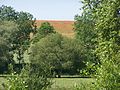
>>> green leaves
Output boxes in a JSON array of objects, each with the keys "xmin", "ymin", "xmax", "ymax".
[
  {"xmin": 0, "ymin": 5, "xmax": 17, "ymax": 21},
  {"xmin": 0, "ymin": 21, "xmax": 19, "ymax": 73},
  {"xmin": 92, "ymin": 0, "xmax": 120, "ymax": 89},
  {"xmin": 29, "ymin": 33, "xmax": 84, "ymax": 75},
  {"xmin": 78, "ymin": 0, "xmax": 120, "ymax": 89},
  {"xmin": 38, "ymin": 22, "xmax": 55, "ymax": 35}
]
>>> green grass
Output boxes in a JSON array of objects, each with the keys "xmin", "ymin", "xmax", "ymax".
[
  {"xmin": 48, "ymin": 78, "xmax": 94, "ymax": 90},
  {"xmin": 0, "ymin": 77, "xmax": 94, "ymax": 90}
]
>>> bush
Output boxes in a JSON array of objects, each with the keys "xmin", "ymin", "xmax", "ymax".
[{"xmin": 5, "ymin": 64, "xmax": 52, "ymax": 90}]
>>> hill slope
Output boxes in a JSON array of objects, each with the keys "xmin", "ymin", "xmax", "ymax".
[{"xmin": 36, "ymin": 20, "xmax": 75, "ymax": 37}]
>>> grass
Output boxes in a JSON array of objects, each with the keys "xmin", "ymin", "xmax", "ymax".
[
  {"xmin": 47, "ymin": 78, "xmax": 94, "ymax": 90},
  {"xmin": 0, "ymin": 77, "xmax": 94, "ymax": 90}
]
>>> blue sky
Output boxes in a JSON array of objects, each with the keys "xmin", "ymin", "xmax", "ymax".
[{"xmin": 0, "ymin": 0, "xmax": 83, "ymax": 20}]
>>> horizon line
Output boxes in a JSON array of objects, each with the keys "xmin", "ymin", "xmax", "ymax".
[{"xmin": 36, "ymin": 19, "xmax": 74, "ymax": 22}]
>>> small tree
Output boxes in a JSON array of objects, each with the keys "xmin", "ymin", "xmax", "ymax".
[
  {"xmin": 32, "ymin": 22, "xmax": 55, "ymax": 43},
  {"xmin": 38, "ymin": 22, "xmax": 55, "ymax": 34}
]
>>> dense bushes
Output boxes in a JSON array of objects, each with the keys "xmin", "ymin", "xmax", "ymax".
[{"xmin": 5, "ymin": 64, "xmax": 52, "ymax": 90}]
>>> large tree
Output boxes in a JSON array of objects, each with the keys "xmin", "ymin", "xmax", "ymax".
[
  {"xmin": 0, "ymin": 21, "xmax": 19, "ymax": 73},
  {"xmin": 74, "ymin": 2, "xmax": 97, "ymax": 75},
  {"xmin": 93, "ymin": 0, "xmax": 120, "ymax": 89},
  {"xmin": 80, "ymin": 0, "xmax": 120, "ymax": 89},
  {"xmin": 29, "ymin": 33, "xmax": 85, "ymax": 76},
  {"xmin": 0, "ymin": 5, "xmax": 36, "ymax": 69}
]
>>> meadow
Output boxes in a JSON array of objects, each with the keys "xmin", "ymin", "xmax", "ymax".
[
  {"xmin": 0, "ymin": 77, "xmax": 94, "ymax": 90},
  {"xmin": 48, "ymin": 78, "xmax": 94, "ymax": 90}
]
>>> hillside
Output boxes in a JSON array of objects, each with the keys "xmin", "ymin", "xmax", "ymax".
[{"xmin": 36, "ymin": 20, "xmax": 75, "ymax": 37}]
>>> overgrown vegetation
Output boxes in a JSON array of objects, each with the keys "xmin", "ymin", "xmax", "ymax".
[
  {"xmin": 0, "ymin": 0, "xmax": 120, "ymax": 89},
  {"xmin": 75, "ymin": 0, "xmax": 120, "ymax": 89}
]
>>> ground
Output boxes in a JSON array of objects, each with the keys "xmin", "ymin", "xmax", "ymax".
[
  {"xmin": 0, "ymin": 77, "xmax": 94, "ymax": 90},
  {"xmin": 48, "ymin": 78, "xmax": 94, "ymax": 90}
]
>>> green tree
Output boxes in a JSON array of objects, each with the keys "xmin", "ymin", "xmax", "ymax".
[
  {"xmin": 0, "ymin": 21, "xmax": 19, "ymax": 73},
  {"xmin": 38, "ymin": 22, "xmax": 55, "ymax": 34},
  {"xmin": 0, "ymin": 5, "xmax": 17, "ymax": 21},
  {"xmin": 29, "ymin": 33, "xmax": 85, "ymax": 76},
  {"xmin": 32, "ymin": 22, "xmax": 55, "ymax": 43},
  {"xmin": 74, "ymin": 6, "xmax": 97, "ymax": 76},
  {"xmin": 0, "ymin": 5, "xmax": 36, "ymax": 71},
  {"xmin": 0, "ymin": 37, "xmax": 9, "ymax": 73},
  {"xmin": 80, "ymin": 0, "xmax": 120, "ymax": 89},
  {"xmin": 94, "ymin": 0, "xmax": 120, "ymax": 89}
]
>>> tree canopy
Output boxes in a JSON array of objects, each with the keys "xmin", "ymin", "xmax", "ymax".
[
  {"xmin": 29, "ymin": 33, "xmax": 85, "ymax": 76},
  {"xmin": 78, "ymin": 0, "xmax": 120, "ymax": 89},
  {"xmin": 0, "ymin": 21, "xmax": 19, "ymax": 73}
]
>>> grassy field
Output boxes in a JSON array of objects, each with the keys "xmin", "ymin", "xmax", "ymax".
[
  {"xmin": 0, "ymin": 77, "xmax": 94, "ymax": 90},
  {"xmin": 48, "ymin": 78, "xmax": 94, "ymax": 90}
]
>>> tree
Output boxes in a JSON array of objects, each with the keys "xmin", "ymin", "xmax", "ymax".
[
  {"xmin": 74, "ymin": 15, "xmax": 96, "ymax": 61},
  {"xmin": 32, "ymin": 22, "xmax": 55, "ymax": 43},
  {"xmin": 38, "ymin": 22, "xmax": 55, "ymax": 34},
  {"xmin": 0, "ymin": 21, "xmax": 19, "ymax": 73},
  {"xmin": 29, "ymin": 33, "xmax": 85, "ymax": 77},
  {"xmin": 93, "ymin": 0, "xmax": 120, "ymax": 89},
  {"xmin": 80, "ymin": 0, "xmax": 120, "ymax": 89},
  {"xmin": 0, "ymin": 37, "xmax": 9, "ymax": 73},
  {"xmin": 0, "ymin": 5, "xmax": 17, "ymax": 21},
  {"xmin": 74, "ymin": 4, "xmax": 97, "ymax": 76},
  {"xmin": 0, "ymin": 5, "xmax": 36, "ymax": 71}
]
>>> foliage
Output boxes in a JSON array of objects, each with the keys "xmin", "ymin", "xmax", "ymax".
[
  {"xmin": 26, "ymin": 64, "xmax": 52, "ymax": 90},
  {"xmin": 80, "ymin": 0, "xmax": 120, "ymax": 89},
  {"xmin": 38, "ymin": 22, "xmax": 55, "ymax": 34},
  {"xmin": 74, "ymin": 6, "xmax": 97, "ymax": 76},
  {"xmin": 93, "ymin": 0, "xmax": 120, "ymax": 89},
  {"xmin": 5, "ymin": 64, "xmax": 51, "ymax": 90},
  {"xmin": 0, "ymin": 5, "xmax": 17, "ymax": 21},
  {"xmin": 4, "ymin": 64, "xmax": 28, "ymax": 90},
  {"xmin": 80, "ymin": 61, "xmax": 97, "ymax": 77},
  {"xmin": 0, "ymin": 21, "xmax": 19, "ymax": 73},
  {"xmin": 32, "ymin": 22, "xmax": 55, "ymax": 43},
  {"xmin": 29, "ymin": 33, "xmax": 85, "ymax": 76},
  {"xmin": 0, "ymin": 37, "xmax": 9, "ymax": 73},
  {"xmin": 0, "ymin": 5, "xmax": 36, "ymax": 69},
  {"xmin": 77, "ymin": 0, "xmax": 120, "ymax": 89}
]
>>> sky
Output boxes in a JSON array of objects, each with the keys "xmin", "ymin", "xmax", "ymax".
[{"xmin": 0, "ymin": 0, "xmax": 83, "ymax": 20}]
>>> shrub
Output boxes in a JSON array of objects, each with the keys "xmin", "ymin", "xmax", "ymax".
[{"xmin": 5, "ymin": 64, "xmax": 52, "ymax": 90}]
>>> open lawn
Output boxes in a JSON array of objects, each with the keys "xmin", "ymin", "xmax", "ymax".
[
  {"xmin": 48, "ymin": 78, "xmax": 95, "ymax": 90},
  {"xmin": 0, "ymin": 77, "xmax": 94, "ymax": 90}
]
